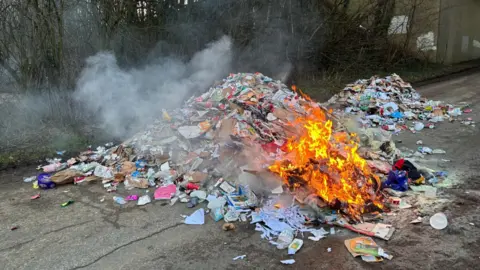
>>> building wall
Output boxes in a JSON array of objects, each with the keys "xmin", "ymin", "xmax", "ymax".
[
  {"xmin": 342, "ymin": 0, "xmax": 480, "ymax": 64},
  {"xmin": 389, "ymin": 0, "xmax": 441, "ymax": 62},
  {"xmin": 437, "ymin": 0, "xmax": 480, "ymax": 64}
]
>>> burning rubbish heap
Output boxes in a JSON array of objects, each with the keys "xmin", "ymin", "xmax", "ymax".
[
  {"xmin": 106, "ymin": 72, "xmax": 384, "ymax": 220},
  {"xmin": 268, "ymin": 104, "xmax": 383, "ymax": 220},
  {"xmin": 28, "ymin": 72, "xmax": 456, "ymax": 264}
]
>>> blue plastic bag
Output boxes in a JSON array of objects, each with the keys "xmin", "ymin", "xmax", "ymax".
[
  {"xmin": 382, "ymin": 170, "xmax": 408, "ymax": 192},
  {"xmin": 37, "ymin": 173, "xmax": 55, "ymax": 189}
]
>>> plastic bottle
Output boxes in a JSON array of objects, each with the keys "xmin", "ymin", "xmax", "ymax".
[{"xmin": 276, "ymin": 229, "xmax": 294, "ymax": 249}]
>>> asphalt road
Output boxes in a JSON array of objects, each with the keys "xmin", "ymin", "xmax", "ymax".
[{"xmin": 1, "ymin": 73, "xmax": 480, "ymax": 270}]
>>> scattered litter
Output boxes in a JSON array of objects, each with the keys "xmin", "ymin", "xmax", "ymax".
[
  {"xmin": 224, "ymin": 207, "xmax": 240, "ymax": 222},
  {"xmin": 410, "ymin": 217, "xmax": 423, "ymax": 224},
  {"xmin": 432, "ymin": 149, "xmax": 446, "ymax": 154},
  {"xmin": 288, "ymin": 239, "xmax": 303, "ymax": 255},
  {"xmin": 94, "ymin": 165, "xmax": 114, "ymax": 179},
  {"xmin": 113, "ymin": 196, "xmax": 127, "ymax": 205},
  {"xmin": 276, "ymin": 229, "xmax": 295, "ymax": 249},
  {"xmin": 430, "ymin": 213, "xmax": 448, "ymax": 230},
  {"xmin": 184, "ymin": 208, "xmax": 205, "ymax": 225},
  {"xmin": 338, "ymin": 222, "xmax": 395, "ymax": 241},
  {"xmin": 37, "ymin": 174, "xmax": 55, "ymax": 189},
  {"xmin": 21, "ymin": 72, "xmax": 466, "ymax": 265},
  {"xmin": 308, "ymin": 228, "xmax": 329, "ymax": 241},
  {"xmin": 222, "ymin": 223, "xmax": 236, "ymax": 231},
  {"xmin": 383, "ymin": 170, "xmax": 408, "ymax": 192},
  {"xmin": 418, "ymin": 146, "xmax": 432, "ymax": 154},
  {"xmin": 137, "ymin": 195, "xmax": 151, "ymax": 206},
  {"xmin": 233, "ymin": 255, "xmax": 246, "ymax": 261},
  {"xmin": 30, "ymin": 194, "xmax": 40, "ymax": 200},
  {"xmin": 154, "ymin": 184, "xmax": 176, "ymax": 200},
  {"xmin": 207, "ymin": 197, "xmax": 226, "ymax": 210},
  {"xmin": 10, "ymin": 226, "xmax": 18, "ymax": 231},
  {"xmin": 345, "ymin": 237, "xmax": 393, "ymax": 262},
  {"xmin": 191, "ymin": 190, "xmax": 207, "ymax": 201},
  {"xmin": 60, "ymin": 200, "xmax": 74, "ymax": 207},
  {"xmin": 51, "ymin": 169, "xmax": 83, "ymax": 185},
  {"xmin": 186, "ymin": 197, "xmax": 199, "ymax": 208},
  {"xmin": 414, "ymin": 122, "xmax": 425, "ymax": 131},
  {"xmin": 327, "ymin": 247, "xmax": 332, "ymax": 253},
  {"xmin": 125, "ymin": 195, "xmax": 139, "ymax": 201},
  {"xmin": 280, "ymin": 259, "xmax": 295, "ymax": 265},
  {"xmin": 23, "ymin": 176, "xmax": 36, "ymax": 183}
]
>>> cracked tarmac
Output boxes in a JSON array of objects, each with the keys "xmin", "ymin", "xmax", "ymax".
[{"xmin": 1, "ymin": 73, "xmax": 480, "ymax": 269}]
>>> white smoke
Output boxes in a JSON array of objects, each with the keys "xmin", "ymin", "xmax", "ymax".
[{"xmin": 74, "ymin": 36, "xmax": 232, "ymax": 138}]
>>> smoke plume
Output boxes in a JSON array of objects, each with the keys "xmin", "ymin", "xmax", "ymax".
[{"xmin": 74, "ymin": 36, "xmax": 232, "ymax": 138}]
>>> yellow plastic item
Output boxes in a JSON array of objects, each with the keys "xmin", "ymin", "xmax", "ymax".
[{"xmin": 162, "ymin": 109, "xmax": 171, "ymax": 122}]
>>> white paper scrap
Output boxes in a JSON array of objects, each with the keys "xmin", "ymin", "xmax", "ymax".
[
  {"xmin": 280, "ymin": 259, "xmax": 295, "ymax": 265},
  {"xmin": 184, "ymin": 208, "xmax": 205, "ymax": 225},
  {"xmin": 233, "ymin": 255, "xmax": 246, "ymax": 261}
]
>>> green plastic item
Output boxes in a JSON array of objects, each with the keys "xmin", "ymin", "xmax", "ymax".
[{"xmin": 61, "ymin": 200, "xmax": 74, "ymax": 207}]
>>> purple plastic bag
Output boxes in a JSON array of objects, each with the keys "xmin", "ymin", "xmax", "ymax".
[
  {"xmin": 382, "ymin": 170, "xmax": 408, "ymax": 192},
  {"xmin": 37, "ymin": 173, "xmax": 56, "ymax": 189}
]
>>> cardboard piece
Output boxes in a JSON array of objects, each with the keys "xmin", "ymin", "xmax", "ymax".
[
  {"xmin": 84, "ymin": 175, "xmax": 101, "ymax": 182},
  {"xmin": 50, "ymin": 169, "xmax": 83, "ymax": 185},
  {"xmin": 216, "ymin": 118, "xmax": 237, "ymax": 140},
  {"xmin": 336, "ymin": 221, "xmax": 395, "ymax": 241},
  {"xmin": 272, "ymin": 108, "xmax": 295, "ymax": 121},
  {"xmin": 125, "ymin": 175, "xmax": 149, "ymax": 189},
  {"xmin": 121, "ymin": 161, "xmax": 136, "ymax": 175},
  {"xmin": 184, "ymin": 171, "xmax": 208, "ymax": 183},
  {"xmin": 367, "ymin": 160, "xmax": 391, "ymax": 174},
  {"xmin": 344, "ymin": 237, "xmax": 392, "ymax": 262}
]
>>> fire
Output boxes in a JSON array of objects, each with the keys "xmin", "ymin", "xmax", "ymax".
[{"xmin": 269, "ymin": 91, "xmax": 383, "ymax": 219}]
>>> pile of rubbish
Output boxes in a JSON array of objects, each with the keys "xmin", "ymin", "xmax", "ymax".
[
  {"xmin": 26, "ymin": 73, "xmax": 453, "ymax": 264},
  {"xmin": 325, "ymin": 74, "xmax": 474, "ymax": 132}
]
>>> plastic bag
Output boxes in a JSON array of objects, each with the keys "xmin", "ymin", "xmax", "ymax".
[{"xmin": 382, "ymin": 170, "xmax": 408, "ymax": 192}]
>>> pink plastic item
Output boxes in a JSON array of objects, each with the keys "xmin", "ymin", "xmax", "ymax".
[
  {"xmin": 154, "ymin": 184, "xmax": 177, "ymax": 200},
  {"xmin": 125, "ymin": 195, "xmax": 139, "ymax": 201}
]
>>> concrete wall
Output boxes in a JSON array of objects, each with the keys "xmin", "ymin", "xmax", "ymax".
[
  {"xmin": 437, "ymin": 0, "xmax": 480, "ymax": 64},
  {"xmin": 388, "ymin": 0, "xmax": 480, "ymax": 64},
  {"xmin": 343, "ymin": 0, "xmax": 480, "ymax": 64},
  {"xmin": 388, "ymin": 0, "xmax": 441, "ymax": 62}
]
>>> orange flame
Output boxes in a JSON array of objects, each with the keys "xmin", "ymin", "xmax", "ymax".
[{"xmin": 269, "ymin": 90, "xmax": 382, "ymax": 219}]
